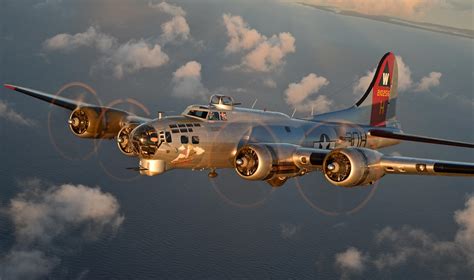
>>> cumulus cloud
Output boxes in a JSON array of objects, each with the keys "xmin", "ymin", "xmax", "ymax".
[
  {"xmin": 396, "ymin": 56, "xmax": 413, "ymax": 91},
  {"xmin": 335, "ymin": 247, "xmax": 367, "ymax": 279},
  {"xmin": 43, "ymin": 26, "xmax": 116, "ymax": 53},
  {"xmin": 148, "ymin": 1, "xmax": 186, "ymax": 16},
  {"xmin": 414, "ymin": 72, "xmax": 442, "ymax": 92},
  {"xmin": 334, "ymin": 195, "xmax": 474, "ymax": 278},
  {"xmin": 284, "ymin": 73, "xmax": 332, "ymax": 114},
  {"xmin": 353, "ymin": 56, "xmax": 441, "ymax": 94},
  {"xmin": 172, "ymin": 61, "xmax": 209, "ymax": 99},
  {"xmin": 106, "ymin": 40, "xmax": 169, "ymax": 79},
  {"xmin": 223, "ymin": 13, "xmax": 263, "ymax": 53},
  {"xmin": 44, "ymin": 27, "xmax": 169, "ymax": 79},
  {"xmin": 160, "ymin": 15, "xmax": 190, "ymax": 43},
  {"xmin": 148, "ymin": 2, "xmax": 191, "ymax": 44},
  {"xmin": 0, "ymin": 181, "xmax": 124, "ymax": 279},
  {"xmin": 223, "ymin": 14, "xmax": 296, "ymax": 72},
  {"xmin": 0, "ymin": 100, "xmax": 35, "ymax": 126}
]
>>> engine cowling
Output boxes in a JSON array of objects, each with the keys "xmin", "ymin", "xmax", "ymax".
[
  {"xmin": 234, "ymin": 144, "xmax": 322, "ymax": 182},
  {"xmin": 116, "ymin": 125, "xmax": 138, "ymax": 156},
  {"xmin": 235, "ymin": 145, "xmax": 274, "ymax": 180},
  {"xmin": 322, "ymin": 148, "xmax": 385, "ymax": 187},
  {"xmin": 68, "ymin": 106, "xmax": 126, "ymax": 139}
]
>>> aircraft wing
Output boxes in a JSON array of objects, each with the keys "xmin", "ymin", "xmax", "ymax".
[
  {"xmin": 4, "ymin": 84, "xmax": 95, "ymax": 110},
  {"xmin": 369, "ymin": 129, "xmax": 474, "ymax": 148},
  {"xmin": 4, "ymin": 84, "xmax": 151, "ymax": 139},
  {"xmin": 234, "ymin": 143, "xmax": 473, "ymax": 188}
]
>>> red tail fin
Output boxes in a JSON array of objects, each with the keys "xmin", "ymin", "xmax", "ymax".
[{"xmin": 356, "ymin": 52, "xmax": 398, "ymax": 127}]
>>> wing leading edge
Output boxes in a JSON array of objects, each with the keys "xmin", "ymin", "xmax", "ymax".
[{"xmin": 4, "ymin": 84, "xmax": 94, "ymax": 110}]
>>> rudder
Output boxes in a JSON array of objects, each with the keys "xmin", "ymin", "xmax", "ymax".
[{"xmin": 355, "ymin": 52, "xmax": 398, "ymax": 127}]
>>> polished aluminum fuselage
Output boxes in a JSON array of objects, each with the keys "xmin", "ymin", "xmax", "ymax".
[{"xmin": 142, "ymin": 106, "xmax": 401, "ymax": 172}]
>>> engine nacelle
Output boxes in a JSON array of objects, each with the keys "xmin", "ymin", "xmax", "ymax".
[
  {"xmin": 116, "ymin": 124, "xmax": 138, "ymax": 156},
  {"xmin": 68, "ymin": 106, "xmax": 126, "ymax": 139},
  {"xmin": 234, "ymin": 144, "xmax": 319, "ymax": 181},
  {"xmin": 322, "ymin": 148, "xmax": 385, "ymax": 187}
]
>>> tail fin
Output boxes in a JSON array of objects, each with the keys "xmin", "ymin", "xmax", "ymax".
[
  {"xmin": 355, "ymin": 52, "xmax": 398, "ymax": 127},
  {"xmin": 312, "ymin": 52, "xmax": 399, "ymax": 128}
]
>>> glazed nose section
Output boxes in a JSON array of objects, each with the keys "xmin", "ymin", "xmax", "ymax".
[{"xmin": 130, "ymin": 124, "xmax": 159, "ymax": 158}]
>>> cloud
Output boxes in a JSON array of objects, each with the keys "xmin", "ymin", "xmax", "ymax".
[
  {"xmin": 172, "ymin": 61, "xmax": 209, "ymax": 99},
  {"xmin": 454, "ymin": 195, "xmax": 474, "ymax": 267},
  {"xmin": 263, "ymin": 78, "xmax": 277, "ymax": 88},
  {"xmin": 148, "ymin": 1, "xmax": 186, "ymax": 16},
  {"xmin": 223, "ymin": 14, "xmax": 296, "ymax": 72},
  {"xmin": 44, "ymin": 27, "xmax": 169, "ymax": 79},
  {"xmin": 396, "ymin": 56, "xmax": 413, "ymax": 92},
  {"xmin": 148, "ymin": 2, "xmax": 191, "ymax": 44},
  {"xmin": 0, "ymin": 100, "xmax": 35, "ymax": 126},
  {"xmin": 353, "ymin": 56, "xmax": 442, "ymax": 94},
  {"xmin": 43, "ymin": 26, "xmax": 116, "ymax": 53},
  {"xmin": 0, "ymin": 181, "xmax": 124, "ymax": 279},
  {"xmin": 414, "ymin": 72, "xmax": 442, "ymax": 92},
  {"xmin": 335, "ymin": 247, "xmax": 367, "ymax": 279},
  {"xmin": 1, "ymin": 250, "xmax": 60, "ymax": 280},
  {"xmin": 334, "ymin": 195, "xmax": 474, "ymax": 278},
  {"xmin": 160, "ymin": 15, "xmax": 190, "ymax": 43},
  {"xmin": 284, "ymin": 73, "xmax": 332, "ymax": 114},
  {"xmin": 352, "ymin": 68, "xmax": 375, "ymax": 95},
  {"xmin": 106, "ymin": 40, "xmax": 169, "ymax": 79},
  {"xmin": 280, "ymin": 223, "xmax": 301, "ymax": 239},
  {"xmin": 223, "ymin": 14, "xmax": 263, "ymax": 53}
]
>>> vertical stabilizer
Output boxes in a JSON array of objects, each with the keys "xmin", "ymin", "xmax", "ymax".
[{"xmin": 312, "ymin": 52, "xmax": 399, "ymax": 128}]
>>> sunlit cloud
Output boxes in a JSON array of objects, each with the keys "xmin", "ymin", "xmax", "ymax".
[
  {"xmin": 172, "ymin": 61, "xmax": 209, "ymax": 100},
  {"xmin": 223, "ymin": 14, "xmax": 296, "ymax": 72},
  {"xmin": 44, "ymin": 27, "xmax": 169, "ymax": 79},
  {"xmin": 148, "ymin": 1, "xmax": 186, "ymax": 16},
  {"xmin": 414, "ymin": 72, "xmax": 442, "ymax": 92},
  {"xmin": 106, "ymin": 40, "xmax": 169, "ymax": 79},
  {"xmin": 43, "ymin": 26, "xmax": 116, "ymax": 53},
  {"xmin": 0, "ymin": 180, "xmax": 124, "ymax": 279},
  {"xmin": 335, "ymin": 247, "xmax": 367, "ymax": 279},
  {"xmin": 284, "ymin": 73, "xmax": 332, "ymax": 114},
  {"xmin": 148, "ymin": 2, "xmax": 192, "ymax": 45}
]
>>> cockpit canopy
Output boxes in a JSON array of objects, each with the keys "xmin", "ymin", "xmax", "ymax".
[
  {"xmin": 183, "ymin": 94, "xmax": 237, "ymax": 121},
  {"xmin": 210, "ymin": 94, "xmax": 236, "ymax": 110}
]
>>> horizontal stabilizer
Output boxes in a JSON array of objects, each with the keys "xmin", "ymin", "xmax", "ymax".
[{"xmin": 369, "ymin": 129, "xmax": 474, "ymax": 148}]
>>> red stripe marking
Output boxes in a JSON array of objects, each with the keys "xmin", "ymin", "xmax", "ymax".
[{"xmin": 4, "ymin": 84, "xmax": 16, "ymax": 90}]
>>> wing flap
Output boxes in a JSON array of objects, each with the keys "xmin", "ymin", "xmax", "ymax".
[
  {"xmin": 369, "ymin": 129, "xmax": 474, "ymax": 148},
  {"xmin": 380, "ymin": 156, "xmax": 474, "ymax": 176}
]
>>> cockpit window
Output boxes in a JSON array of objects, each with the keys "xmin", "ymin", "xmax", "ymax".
[
  {"xmin": 208, "ymin": 111, "xmax": 219, "ymax": 120},
  {"xmin": 222, "ymin": 96, "xmax": 233, "ymax": 106},
  {"xmin": 211, "ymin": 96, "xmax": 220, "ymax": 105},
  {"xmin": 188, "ymin": 110, "xmax": 208, "ymax": 119},
  {"xmin": 208, "ymin": 111, "xmax": 227, "ymax": 121}
]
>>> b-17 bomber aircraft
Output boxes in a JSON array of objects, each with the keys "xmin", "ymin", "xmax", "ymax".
[{"xmin": 4, "ymin": 52, "xmax": 474, "ymax": 187}]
